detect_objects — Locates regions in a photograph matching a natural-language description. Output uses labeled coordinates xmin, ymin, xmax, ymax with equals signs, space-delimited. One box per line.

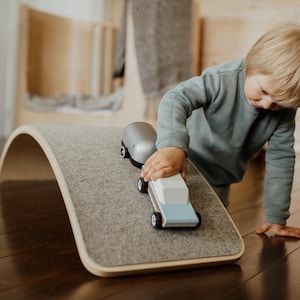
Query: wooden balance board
xmin=0 ymin=125 xmax=244 ymax=277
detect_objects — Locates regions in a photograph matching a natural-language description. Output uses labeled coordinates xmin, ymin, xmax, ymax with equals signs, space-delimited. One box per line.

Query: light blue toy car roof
xmin=148 ymin=180 xmax=199 ymax=228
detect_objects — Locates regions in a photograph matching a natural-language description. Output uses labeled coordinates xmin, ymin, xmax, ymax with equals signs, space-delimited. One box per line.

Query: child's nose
xmin=261 ymin=97 xmax=274 ymax=109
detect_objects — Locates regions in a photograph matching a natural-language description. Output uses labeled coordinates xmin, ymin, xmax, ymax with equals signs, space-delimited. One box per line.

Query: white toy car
xmin=137 ymin=173 xmax=201 ymax=229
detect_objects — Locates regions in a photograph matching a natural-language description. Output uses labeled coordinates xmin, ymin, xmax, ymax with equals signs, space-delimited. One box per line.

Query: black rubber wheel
xmin=151 ymin=212 xmax=163 ymax=229
xmin=137 ymin=177 xmax=148 ymax=193
xmin=120 ymin=145 xmax=129 ymax=158
xmin=194 ymin=211 xmax=202 ymax=228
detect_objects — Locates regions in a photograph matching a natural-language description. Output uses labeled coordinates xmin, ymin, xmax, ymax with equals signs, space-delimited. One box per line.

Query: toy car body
xmin=137 ymin=173 xmax=201 ymax=229
xmin=121 ymin=122 xmax=157 ymax=168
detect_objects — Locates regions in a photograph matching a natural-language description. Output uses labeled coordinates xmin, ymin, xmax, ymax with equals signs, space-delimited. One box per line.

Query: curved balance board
xmin=0 ymin=125 xmax=244 ymax=277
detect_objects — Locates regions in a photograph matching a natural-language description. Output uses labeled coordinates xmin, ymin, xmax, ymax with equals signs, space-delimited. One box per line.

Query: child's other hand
xmin=141 ymin=147 xmax=187 ymax=182
xmin=256 ymin=223 xmax=300 ymax=238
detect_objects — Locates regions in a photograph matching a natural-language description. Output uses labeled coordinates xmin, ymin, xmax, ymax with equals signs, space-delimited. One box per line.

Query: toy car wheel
xmin=151 ymin=212 xmax=162 ymax=229
xmin=120 ymin=145 xmax=129 ymax=158
xmin=195 ymin=211 xmax=202 ymax=228
xmin=137 ymin=177 xmax=148 ymax=193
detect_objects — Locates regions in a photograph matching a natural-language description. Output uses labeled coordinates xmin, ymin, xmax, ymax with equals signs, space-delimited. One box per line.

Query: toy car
xmin=137 ymin=173 xmax=201 ymax=229
xmin=120 ymin=122 xmax=157 ymax=168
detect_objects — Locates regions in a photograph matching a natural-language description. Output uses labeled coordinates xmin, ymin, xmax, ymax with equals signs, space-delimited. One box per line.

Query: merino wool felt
xmin=0 ymin=125 xmax=244 ymax=277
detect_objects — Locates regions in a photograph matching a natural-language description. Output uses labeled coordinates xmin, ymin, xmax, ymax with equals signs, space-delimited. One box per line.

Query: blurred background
xmin=1 ymin=0 xmax=300 ymax=150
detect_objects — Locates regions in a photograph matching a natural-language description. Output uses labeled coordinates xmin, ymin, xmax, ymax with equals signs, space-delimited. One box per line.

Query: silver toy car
xmin=120 ymin=122 xmax=157 ymax=168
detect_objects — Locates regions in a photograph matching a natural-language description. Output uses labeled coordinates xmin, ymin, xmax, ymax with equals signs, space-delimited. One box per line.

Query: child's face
xmin=244 ymin=75 xmax=283 ymax=111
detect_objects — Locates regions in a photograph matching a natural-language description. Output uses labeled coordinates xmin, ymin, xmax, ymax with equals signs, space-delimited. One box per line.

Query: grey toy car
xmin=120 ymin=122 xmax=157 ymax=168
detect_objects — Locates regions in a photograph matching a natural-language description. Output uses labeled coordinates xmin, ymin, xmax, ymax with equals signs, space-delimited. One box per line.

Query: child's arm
xmin=258 ymin=109 xmax=300 ymax=238
xmin=256 ymin=223 xmax=300 ymax=238
xmin=140 ymin=147 xmax=187 ymax=182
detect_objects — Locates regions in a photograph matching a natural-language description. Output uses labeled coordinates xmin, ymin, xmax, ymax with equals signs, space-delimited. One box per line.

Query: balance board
xmin=0 ymin=125 xmax=244 ymax=277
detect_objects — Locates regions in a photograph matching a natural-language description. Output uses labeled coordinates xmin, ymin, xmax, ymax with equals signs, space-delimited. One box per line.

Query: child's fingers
xmin=256 ymin=224 xmax=270 ymax=234
xmin=256 ymin=223 xmax=300 ymax=238
xmin=277 ymin=226 xmax=300 ymax=238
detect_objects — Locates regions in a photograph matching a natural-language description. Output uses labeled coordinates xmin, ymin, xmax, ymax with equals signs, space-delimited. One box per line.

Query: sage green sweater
xmin=156 ymin=58 xmax=296 ymax=225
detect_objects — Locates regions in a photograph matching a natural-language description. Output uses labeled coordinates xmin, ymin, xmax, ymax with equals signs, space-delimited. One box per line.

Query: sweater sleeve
xmin=263 ymin=108 xmax=296 ymax=224
xmin=156 ymin=74 xmax=219 ymax=152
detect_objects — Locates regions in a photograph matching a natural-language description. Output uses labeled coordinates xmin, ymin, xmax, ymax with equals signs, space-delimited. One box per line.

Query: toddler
xmin=141 ymin=22 xmax=300 ymax=238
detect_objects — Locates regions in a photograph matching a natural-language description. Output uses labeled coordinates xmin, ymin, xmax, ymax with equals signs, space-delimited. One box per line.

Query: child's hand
xmin=141 ymin=147 xmax=187 ymax=182
xmin=256 ymin=223 xmax=300 ymax=238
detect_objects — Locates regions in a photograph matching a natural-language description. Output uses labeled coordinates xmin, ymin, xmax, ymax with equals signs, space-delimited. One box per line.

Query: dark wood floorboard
xmin=1 ymin=147 xmax=300 ymax=299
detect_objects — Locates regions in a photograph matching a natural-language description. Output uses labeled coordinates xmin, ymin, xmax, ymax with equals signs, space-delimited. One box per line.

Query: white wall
xmin=0 ymin=0 xmax=120 ymax=138
xmin=0 ymin=0 xmax=19 ymax=138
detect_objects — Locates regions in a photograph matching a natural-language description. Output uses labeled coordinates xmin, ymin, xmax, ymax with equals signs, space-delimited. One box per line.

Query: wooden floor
xmin=1 ymin=147 xmax=300 ymax=299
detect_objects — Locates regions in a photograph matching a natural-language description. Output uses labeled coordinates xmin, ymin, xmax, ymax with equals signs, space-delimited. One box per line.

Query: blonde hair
xmin=245 ymin=22 xmax=300 ymax=108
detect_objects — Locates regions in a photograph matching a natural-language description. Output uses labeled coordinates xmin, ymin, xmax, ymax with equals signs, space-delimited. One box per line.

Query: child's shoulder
xmin=202 ymin=58 xmax=245 ymax=76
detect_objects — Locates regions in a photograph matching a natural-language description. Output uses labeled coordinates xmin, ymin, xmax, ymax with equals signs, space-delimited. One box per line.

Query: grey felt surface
xmin=0 ymin=125 xmax=244 ymax=276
